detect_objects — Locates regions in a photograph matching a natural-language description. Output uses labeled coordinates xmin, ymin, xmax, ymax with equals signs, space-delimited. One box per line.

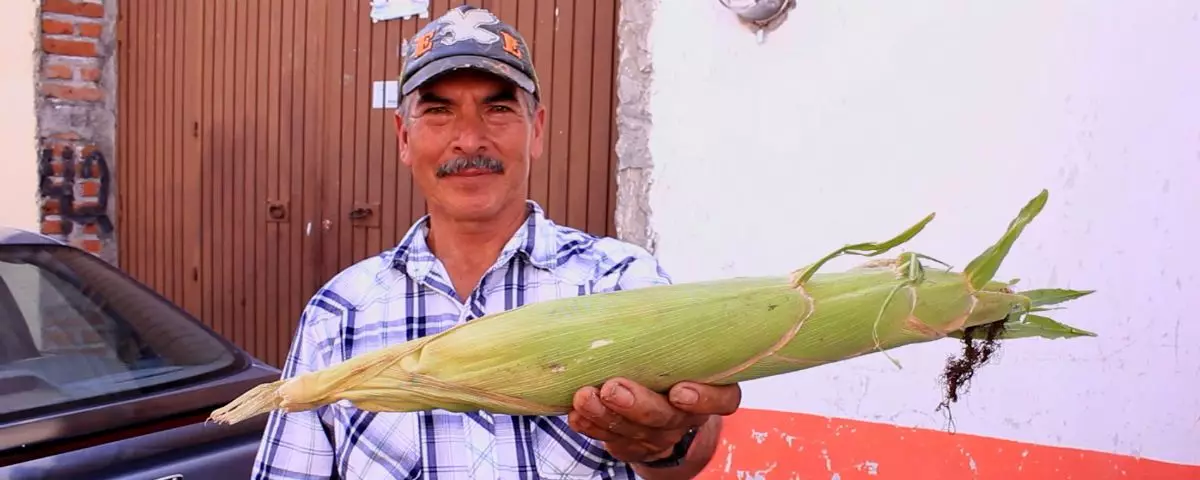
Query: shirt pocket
xmin=521 ymin=266 xmax=596 ymax=308
xmin=326 ymin=408 xmax=425 ymax=479
xmin=529 ymin=416 xmax=623 ymax=479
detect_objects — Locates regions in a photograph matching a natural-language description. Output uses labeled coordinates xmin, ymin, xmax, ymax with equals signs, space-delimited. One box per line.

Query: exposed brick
xmin=79 ymin=180 xmax=101 ymax=197
xmin=36 ymin=2 xmax=114 ymax=265
xmin=42 ymin=83 xmax=103 ymax=102
xmin=34 ymin=2 xmax=113 ymax=262
xmin=42 ymin=326 xmax=70 ymax=350
xmin=73 ymin=199 xmax=102 ymax=211
xmin=80 ymin=238 xmax=102 ymax=254
xmin=42 ymin=316 xmax=74 ymax=331
xmin=80 ymin=327 xmax=103 ymax=344
xmin=85 ymin=314 xmax=112 ymax=332
xmin=76 ymin=161 xmax=102 ymax=178
xmin=43 ymin=0 xmax=105 ymax=18
xmin=41 ymin=219 xmax=64 ymax=235
xmin=78 ymin=22 xmax=102 ymax=38
xmin=45 ymin=63 xmax=74 ymax=79
xmin=79 ymin=66 xmax=101 ymax=81
xmin=42 ymin=19 xmax=75 ymax=35
xmin=43 ymin=38 xmax=98 ymax=57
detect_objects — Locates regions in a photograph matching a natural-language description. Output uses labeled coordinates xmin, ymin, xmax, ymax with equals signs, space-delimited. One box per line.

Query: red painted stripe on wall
xmin=696 ymin=408 xmax=1199 ymax=479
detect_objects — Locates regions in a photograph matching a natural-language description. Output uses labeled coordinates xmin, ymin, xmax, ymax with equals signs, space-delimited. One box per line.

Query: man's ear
xmin=395 ymin=110 xmax=412 ymax=167
xmin=529 ymin=103 xmax=547 ymax=160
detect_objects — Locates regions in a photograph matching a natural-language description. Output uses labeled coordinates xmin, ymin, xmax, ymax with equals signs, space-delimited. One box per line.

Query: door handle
xmin=348 ymin=202 xmax=380 ymax=227
xmin=266 ymin=199 xmax=289 ymax=223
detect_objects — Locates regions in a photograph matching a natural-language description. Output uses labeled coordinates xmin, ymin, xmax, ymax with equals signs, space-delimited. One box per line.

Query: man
xmin=252 ymin=6 xmax=741 ymax=479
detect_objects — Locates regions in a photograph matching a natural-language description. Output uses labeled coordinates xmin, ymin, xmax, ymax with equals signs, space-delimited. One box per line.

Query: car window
xmin=0 ymin=245 xmax=241 ymax=421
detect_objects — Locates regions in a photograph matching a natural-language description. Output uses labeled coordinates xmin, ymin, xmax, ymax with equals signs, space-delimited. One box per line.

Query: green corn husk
xmin=208 ymin=189 xmax=1096 ymax=424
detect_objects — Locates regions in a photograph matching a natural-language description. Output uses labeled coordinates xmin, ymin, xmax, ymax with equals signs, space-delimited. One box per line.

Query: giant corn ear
xmin=209 ymin=189 xmax=1096 ymax=424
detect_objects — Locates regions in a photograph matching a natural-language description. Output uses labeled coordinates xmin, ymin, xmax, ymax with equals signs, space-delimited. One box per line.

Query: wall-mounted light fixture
xmin=718 ymin=0 xmax=796 ymax=43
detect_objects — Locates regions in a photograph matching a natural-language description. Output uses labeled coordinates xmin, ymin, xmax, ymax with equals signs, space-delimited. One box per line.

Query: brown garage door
xmin=116 ymin=0 xmax=620 ymax=367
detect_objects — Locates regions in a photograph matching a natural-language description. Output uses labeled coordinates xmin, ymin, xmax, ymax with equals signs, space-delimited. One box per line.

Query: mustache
xmin=435 ymin=155 xmax=505 ymax=178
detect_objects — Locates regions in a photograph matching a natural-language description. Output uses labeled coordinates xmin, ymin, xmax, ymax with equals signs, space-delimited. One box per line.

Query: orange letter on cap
xmin=413 ymin=32 xmax=434 ymax=58
xmin=500 ymin=31 xmax=522 ymax=59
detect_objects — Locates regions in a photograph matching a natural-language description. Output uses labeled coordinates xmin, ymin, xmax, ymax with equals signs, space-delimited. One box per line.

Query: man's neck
xmin=425 ymin=201 xmax=529 ymax=300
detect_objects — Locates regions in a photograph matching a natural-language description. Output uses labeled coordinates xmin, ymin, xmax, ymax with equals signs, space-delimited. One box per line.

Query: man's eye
xmin=424 ymin=106 xmax=450 ymax=114
xmin=488 ymin=105 xmax=515 ymax=113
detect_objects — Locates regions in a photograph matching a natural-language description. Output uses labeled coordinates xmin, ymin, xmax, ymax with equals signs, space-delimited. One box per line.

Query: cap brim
xmin=401 ymin=55 xmax=537 ymax=98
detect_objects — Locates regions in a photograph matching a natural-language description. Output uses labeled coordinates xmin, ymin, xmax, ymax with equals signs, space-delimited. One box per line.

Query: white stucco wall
xmin=644 ymin=1 xmax=1199 ymax=466
xmin=0 ymin=0 xmax=41 ymax=231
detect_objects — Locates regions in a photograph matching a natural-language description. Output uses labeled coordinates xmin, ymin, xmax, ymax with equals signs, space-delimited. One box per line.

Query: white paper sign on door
xmin=371 ymin=80 xmax=399 ymax=109
xmin=369 ymin=0 xmax=430 ymax=23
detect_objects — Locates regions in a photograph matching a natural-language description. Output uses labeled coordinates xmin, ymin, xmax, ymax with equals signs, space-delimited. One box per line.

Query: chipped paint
xmin=589 ymin=339 xmax=613 ymax=349
xmin=696 ymin=408 xmax=1200 ymax=479
xmin=779 ymin=431 xmax=796 ymax=448
xmin=737 ymin=461 xmax=776 ymax=480
xmin=851 ymin=461 xmax=880 ymax=476
xmin=723 ymin=440 xmax=736 ymax=473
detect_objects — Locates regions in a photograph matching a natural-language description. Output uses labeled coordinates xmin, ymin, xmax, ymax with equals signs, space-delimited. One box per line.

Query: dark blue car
xmin=0 ymin=228 xmax=280 ymax=479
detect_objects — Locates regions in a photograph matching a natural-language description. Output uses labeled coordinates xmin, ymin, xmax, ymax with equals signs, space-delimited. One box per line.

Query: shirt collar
xmin=389 ymin=200 xmax=560 ymax=282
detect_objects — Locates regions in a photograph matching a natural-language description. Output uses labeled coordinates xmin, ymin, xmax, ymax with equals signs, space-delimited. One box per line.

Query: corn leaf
xmin=1021 ymin=288 xmax=1095 ymax=307
xmin=952 ymin=313 xmax=1098 ymax=340
xmin=206 ymin=188 xmax=1098 ymax=426
xmin=963 ymin=189 xmax=1049 ymax=291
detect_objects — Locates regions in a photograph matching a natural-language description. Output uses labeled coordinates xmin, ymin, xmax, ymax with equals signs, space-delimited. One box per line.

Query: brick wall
xmin=36 ymin=0 xmax=117 ymax=264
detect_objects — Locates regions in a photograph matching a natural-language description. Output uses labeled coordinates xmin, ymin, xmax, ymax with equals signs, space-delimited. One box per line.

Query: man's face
xmin=395 ymin=69 xmax=546 ymax=222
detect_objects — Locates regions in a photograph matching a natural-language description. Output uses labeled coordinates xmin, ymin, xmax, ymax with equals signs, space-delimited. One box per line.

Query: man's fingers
xmin=598 ymin=378 xmax=691 ymax=429
xmin=668 ymin=381 xmax=742 ymax=416
xmin=567 ymin=410 xmax=670 ymax=459
xmin=571 ymin=382 xmax=691 ymax=450
xmin=573 ymin=385 xmax=658 ymax=441
xmin=566 ymin=411 xmax=620 ymax=442
xmin=569 ymin=380 xmax=741 ymax=463
xmin=572 ymin=386 xmax=641 ymax=436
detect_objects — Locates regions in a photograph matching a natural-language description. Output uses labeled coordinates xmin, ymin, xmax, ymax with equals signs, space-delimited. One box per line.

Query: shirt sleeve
xmin=250 ymin=300 xmax=339 ymax=480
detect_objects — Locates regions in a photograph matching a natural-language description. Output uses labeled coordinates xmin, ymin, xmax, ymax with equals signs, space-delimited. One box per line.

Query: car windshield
xmin=0 ymin=244 xmax=240 ymax=421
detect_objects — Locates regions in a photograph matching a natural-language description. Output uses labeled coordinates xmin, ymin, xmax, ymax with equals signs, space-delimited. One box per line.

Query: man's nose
xmin=452 ymin=112 xmax=489 ymax=155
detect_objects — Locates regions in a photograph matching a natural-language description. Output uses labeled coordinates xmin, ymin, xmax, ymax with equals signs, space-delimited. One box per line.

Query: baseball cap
xmin=400 ymin=5 xmax=541 ymax=100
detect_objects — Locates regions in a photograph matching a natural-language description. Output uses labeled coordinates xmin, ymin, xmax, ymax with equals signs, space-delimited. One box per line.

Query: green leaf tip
xmin=963 ymin=189 xmax=1050 ymax=291
xmin=791 ymin=212 xmax=936 ymax=286
xmin=1003 ymin=314 xmax=1098 ymax=340
xmin=1020 ymin=288 xmax=1096 ymax=308
xmin=950 ymin=313 xmax=1097 ymax=341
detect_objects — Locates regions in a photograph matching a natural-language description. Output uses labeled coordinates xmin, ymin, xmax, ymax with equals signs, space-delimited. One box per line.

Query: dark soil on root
xmin=935 ymin=319 xmax=1007 ymax=431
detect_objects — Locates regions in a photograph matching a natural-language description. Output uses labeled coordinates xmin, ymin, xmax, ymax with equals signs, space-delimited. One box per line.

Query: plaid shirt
xmin=252 ymin=201 xmax=673 ymax=480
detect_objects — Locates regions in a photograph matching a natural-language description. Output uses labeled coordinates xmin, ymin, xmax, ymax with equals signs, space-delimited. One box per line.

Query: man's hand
xmin=566 ymin=377 xmax=741 ymax=473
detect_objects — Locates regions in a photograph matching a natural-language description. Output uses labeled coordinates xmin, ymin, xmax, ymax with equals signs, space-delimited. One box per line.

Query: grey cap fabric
xmin=400 ymin=5 xmax=541 ymax=100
